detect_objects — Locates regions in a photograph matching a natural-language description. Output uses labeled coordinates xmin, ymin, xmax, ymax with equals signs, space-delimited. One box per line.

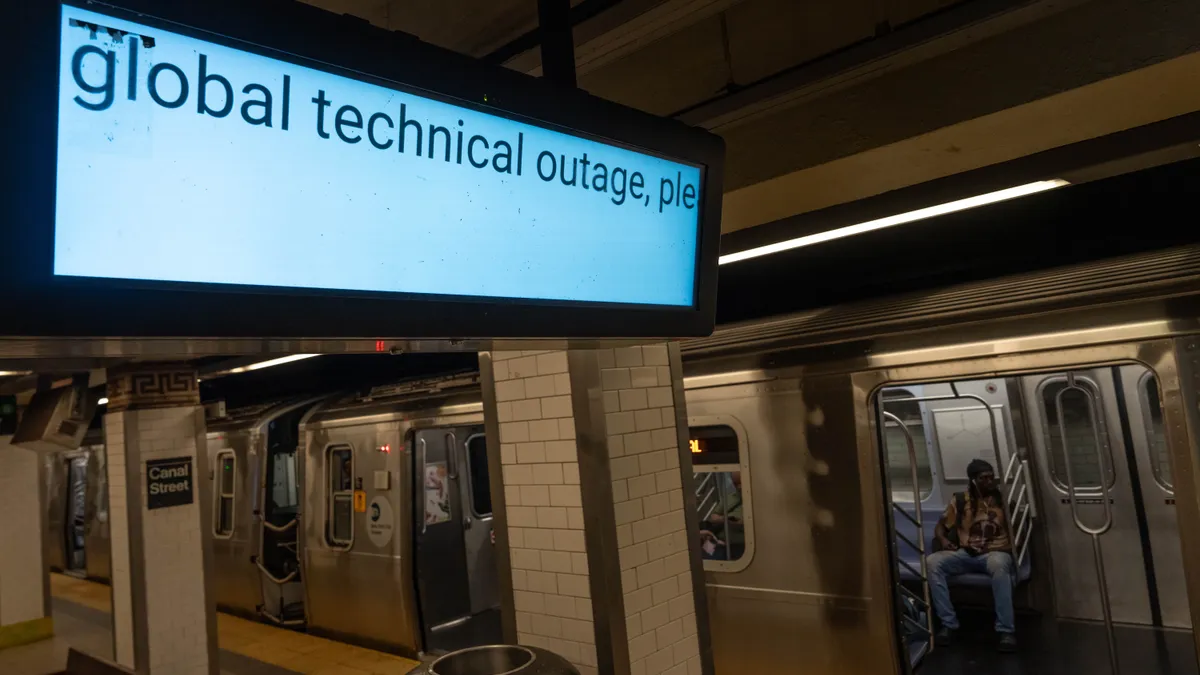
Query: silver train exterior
xmin=296 ymin=376 xmax=502 ymax=655
xmin=679 ymin=244 xmax=1200 ymax=674
xmin=41 ymin=244 xmax=1200 ymax=672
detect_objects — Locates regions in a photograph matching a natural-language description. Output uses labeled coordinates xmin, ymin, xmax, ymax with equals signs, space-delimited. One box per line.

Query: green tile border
xmin=0 ymin=616 xmax=54 ymax=650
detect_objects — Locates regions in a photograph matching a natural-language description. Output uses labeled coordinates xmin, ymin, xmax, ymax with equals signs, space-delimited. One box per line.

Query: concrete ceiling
xmin=296 ymin=0 xmax=1200 ymax=237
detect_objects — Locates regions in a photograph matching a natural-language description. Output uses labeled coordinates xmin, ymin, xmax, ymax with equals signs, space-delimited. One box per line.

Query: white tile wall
xmin=106 ymin=407 xmax=211 ymax=675
xmin=492 ymin=350 xmax=598 ymax=675
xmin=489 ymin=346 xmax=702 ymax=675
xmin=0 ymin=435 xmax=47 ymax=628
xmin=599 ymin=345 xmax=702 ymax=675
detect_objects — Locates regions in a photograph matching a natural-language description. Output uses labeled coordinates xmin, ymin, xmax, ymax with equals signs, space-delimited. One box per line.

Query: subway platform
xmin=0 ymin=574 xmax=420 ymax=675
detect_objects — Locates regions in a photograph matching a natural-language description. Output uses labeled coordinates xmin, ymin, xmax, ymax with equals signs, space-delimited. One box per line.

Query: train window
xmin=214 ymin=452 xmax=235 ymax=537
xmin=326 ymin=445 xmax=354 ymax=547
xmin=690 ymin=424 xmax=752 ymax=569
xmin=1140 ymin=373 xmax=1173 ymax=491
xmin=879 ymin=389 xmax=934 ymax=501
xmin=465 ymin=434 xmax=492 ymax=517
xmin=1039 ymin=377 xmax=1114 ymax=490
xmin=270 ymin=451 xmax=299 ymax=514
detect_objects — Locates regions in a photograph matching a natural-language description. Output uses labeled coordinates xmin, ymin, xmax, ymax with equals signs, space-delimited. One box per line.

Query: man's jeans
xmin=926 ymin=549 xmax=1016 ymax=633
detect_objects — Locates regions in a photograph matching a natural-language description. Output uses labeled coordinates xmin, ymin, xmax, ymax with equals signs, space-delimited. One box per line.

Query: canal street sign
xmin=146 ymin=456 xmax=194 ymax=510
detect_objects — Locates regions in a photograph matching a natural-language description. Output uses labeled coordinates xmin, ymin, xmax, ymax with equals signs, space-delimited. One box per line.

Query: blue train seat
xmin=894 ymin=503 xmax=1031 ymax=586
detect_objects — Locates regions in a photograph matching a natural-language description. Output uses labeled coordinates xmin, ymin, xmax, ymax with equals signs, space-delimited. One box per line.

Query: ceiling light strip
xmin=718 ymin=179 xmax=1070 ymax=265
xmin=232 ymin=354 xmax=320 ymax=374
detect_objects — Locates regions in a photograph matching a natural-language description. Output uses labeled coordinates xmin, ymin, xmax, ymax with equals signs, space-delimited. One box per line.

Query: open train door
xmin=256 ymin=401 xmax=317 ymax=627
xmin=413 ymin=426 xmax=502 ymax=654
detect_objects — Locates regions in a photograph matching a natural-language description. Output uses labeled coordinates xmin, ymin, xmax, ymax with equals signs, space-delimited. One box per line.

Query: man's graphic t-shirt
xmin=941 ymin=493 xmax=1011 ymax=553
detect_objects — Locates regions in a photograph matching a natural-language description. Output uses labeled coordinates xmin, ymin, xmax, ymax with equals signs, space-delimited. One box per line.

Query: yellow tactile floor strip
xmin=51 ymin=574 xmax=420 ymax=675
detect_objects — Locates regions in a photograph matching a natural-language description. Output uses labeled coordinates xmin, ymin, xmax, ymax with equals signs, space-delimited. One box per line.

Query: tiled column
xmin=104 ymin=364 xmax=218 ymax=675
xmin=0 ymin=432 xmax=53 ymax=650
xmin=481 ymin=345 xmax=712 ymax=675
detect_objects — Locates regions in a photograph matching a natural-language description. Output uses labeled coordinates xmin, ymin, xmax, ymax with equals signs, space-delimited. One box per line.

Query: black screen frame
xmin=5 ymin=0 xmax=724 ymax=340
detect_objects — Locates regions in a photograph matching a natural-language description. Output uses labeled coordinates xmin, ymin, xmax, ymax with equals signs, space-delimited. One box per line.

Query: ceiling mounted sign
xmin=6 ymin=1 xmax=724 ymax=340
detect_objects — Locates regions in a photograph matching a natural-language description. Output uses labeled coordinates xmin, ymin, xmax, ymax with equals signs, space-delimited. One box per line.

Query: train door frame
xmin=1121 ymin=365 xmax=1191 ymax=629
xmin=255 ymin=403 xmax=312 ymax=627
xmin=63 ymin=453 xmax=90 ymax=575
xmin=412 ymin=425 xmax=491 ymax=654
xmin=458 ymin=431 xmax=501 ymax=617
xmin=852 ymin=337 xmax=1200 ymax=675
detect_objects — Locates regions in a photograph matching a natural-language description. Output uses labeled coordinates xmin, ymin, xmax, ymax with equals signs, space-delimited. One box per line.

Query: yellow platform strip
xmin=0 ymin=616 xmax=54 ymax=651
xmin=51 ymin=574 xmax=420 ymax=675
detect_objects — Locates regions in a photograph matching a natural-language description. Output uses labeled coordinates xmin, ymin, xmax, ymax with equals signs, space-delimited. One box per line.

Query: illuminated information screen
xmin=55 ymin=5 xmax=705 ymax=307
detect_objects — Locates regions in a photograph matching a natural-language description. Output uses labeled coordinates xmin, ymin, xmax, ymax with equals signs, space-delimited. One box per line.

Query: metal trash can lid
xmin=428 ymin=645 xmax=579 ymax=675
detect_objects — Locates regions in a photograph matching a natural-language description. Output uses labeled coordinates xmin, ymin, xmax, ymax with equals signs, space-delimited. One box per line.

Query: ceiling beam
xmin=673 ymin=0 xmax=1088 ymax=129
xmin=484 ymin=0 xmax=627 ymax=64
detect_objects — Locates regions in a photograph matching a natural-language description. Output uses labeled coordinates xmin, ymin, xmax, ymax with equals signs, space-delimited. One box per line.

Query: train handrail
xmin=1004 ymin=456 xmax=1036 ymax=569
xmin=419 ymin=438 xmax=429 ymax=535
xmin=881 ymin=410 xmax=935 ymax=652
xmin=446 ymin=431 xmax=459 ymax=480
xmin=256 ymin=558 xmax=298 ymax=586
xmin=693 ymin=473 xmax=719 ymax=522
xmin=1056 ymin=376 xmax=1114 ymax=536
xmin=262 ymin=517 xmax=299 ymax=534
xmin=1056 ymin=372 xmax=1117 ymax=673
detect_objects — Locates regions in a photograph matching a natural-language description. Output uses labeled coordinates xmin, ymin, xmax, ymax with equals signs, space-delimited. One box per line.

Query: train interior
xmin=879 ymin=366 xmax=1199 ymax=675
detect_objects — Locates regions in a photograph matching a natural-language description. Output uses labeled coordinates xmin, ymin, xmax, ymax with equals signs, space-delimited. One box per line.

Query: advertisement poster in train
xmin=424 ymin=462 xmax=451 ymax=525
xmin=367 ymin=496 xmax=394 ymax=548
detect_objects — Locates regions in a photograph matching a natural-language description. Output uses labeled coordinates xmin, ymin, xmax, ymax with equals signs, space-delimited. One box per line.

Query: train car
xmin=296 ymin=373 xmax=502 ymax=657
xmin=680 ymin=244 xmax=1200 ymax=675
xmin=39 ymin=244 xmax=1200 ymax=673
xmin=43 ymin=430 xmax=109 ymax=582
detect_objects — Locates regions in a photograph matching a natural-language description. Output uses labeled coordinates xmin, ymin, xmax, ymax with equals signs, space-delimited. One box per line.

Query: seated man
xmin=927 ymin=459 xmax=1017 ymax=653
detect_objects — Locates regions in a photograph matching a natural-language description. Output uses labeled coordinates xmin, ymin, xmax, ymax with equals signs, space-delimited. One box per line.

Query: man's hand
xmin=938 ymin=536 xmax=958 ymax=551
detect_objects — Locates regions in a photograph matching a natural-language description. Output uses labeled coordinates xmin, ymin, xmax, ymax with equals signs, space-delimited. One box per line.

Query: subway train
xmin=43 ymin=244 xmax=1200 ymax=673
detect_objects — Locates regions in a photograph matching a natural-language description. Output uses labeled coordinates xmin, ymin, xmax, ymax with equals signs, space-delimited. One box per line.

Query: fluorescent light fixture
xmin=0 ymin=370 xmax=32 ymax=377
xmin=97 ymin=397 xmax=109 ymax=406
xmin=225 ymin=354 xmax=319 ymax=375
xmin=718 ymin=179 xmax=1070 ymax=265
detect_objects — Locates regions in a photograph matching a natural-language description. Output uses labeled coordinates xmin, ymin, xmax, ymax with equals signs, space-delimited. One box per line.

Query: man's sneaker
xmin=997 ymin=632 xmax=1017 ymax=653
xmin=935 ymin=626 xmax=956 ymax=646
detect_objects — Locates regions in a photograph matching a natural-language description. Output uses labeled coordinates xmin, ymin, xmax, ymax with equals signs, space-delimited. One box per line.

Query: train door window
xmin=690 ymin=423 xmax=753 ymax=570
xmin=1139 ymin=373 xmax=1172 ymax=491
xmin=465 ymin=434 xmax=492 ymax=517
xmin=326 ymin=445 xmax=354 ymax=547
xmin=879 ymin=389 xmax=934 ymax=501
xmin=270 ymin=450 xmax=299 ymax=515
xmin=1038 ymin=377 xmax=1114 ymax=490
xmin=214 ymin=452 xmax=235 ymax=537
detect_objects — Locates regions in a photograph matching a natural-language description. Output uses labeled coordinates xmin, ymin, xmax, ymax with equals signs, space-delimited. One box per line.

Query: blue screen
xmin=55 ymin=6 xmax=703 ymax=307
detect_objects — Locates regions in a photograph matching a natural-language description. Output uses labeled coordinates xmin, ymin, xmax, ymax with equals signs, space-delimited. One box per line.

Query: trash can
xmin=426 ymin=645 xmax=580 ymax=675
